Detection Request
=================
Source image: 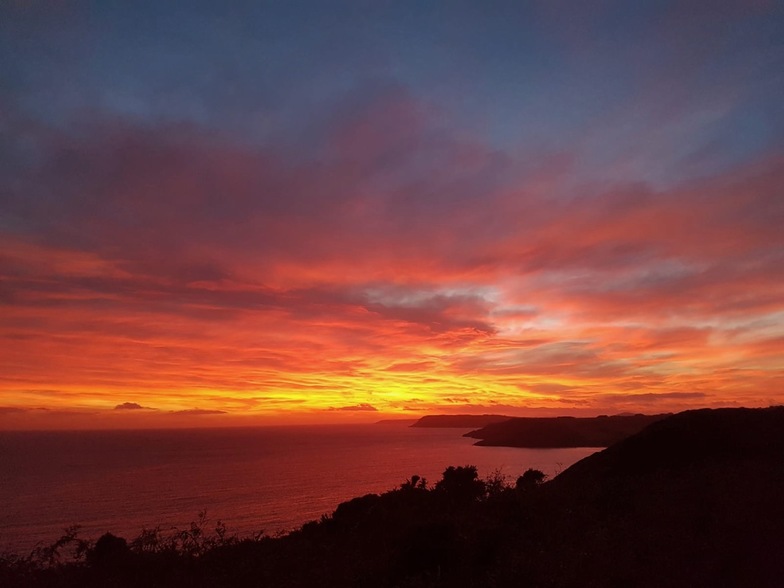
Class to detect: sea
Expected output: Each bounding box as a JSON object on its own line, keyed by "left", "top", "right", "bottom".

{"left": 0, "top": 424, "right": 599, "bottom": 554}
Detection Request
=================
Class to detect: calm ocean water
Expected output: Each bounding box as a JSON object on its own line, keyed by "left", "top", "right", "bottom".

{"left": 0, "top": 424, "right": 599, "bottom": 553}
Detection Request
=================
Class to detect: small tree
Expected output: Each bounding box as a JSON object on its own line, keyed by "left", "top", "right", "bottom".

{"left": 401, "top": 474, "right": 428, "bottom": 491}
{"left": 88, "top": 533, "right": 130, "bottom": 567}
{"left": 435, "top": 465, "right": 485, "bottom": 503}
{"left": 516, "top": 468, "right": 546, "bottom": 492}
{"left": 484, "top": 469, "right": 510, "bottom": 499}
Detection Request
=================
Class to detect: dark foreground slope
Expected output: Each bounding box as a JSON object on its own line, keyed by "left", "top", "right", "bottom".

{"left": 465, "top": 413, "right": 669, "bottom": 447}
{"left": 3, "top": 407, "right": 783, "bottom": 588}
{"left": 495, "top": 406, "right": 784, "bottom": 587}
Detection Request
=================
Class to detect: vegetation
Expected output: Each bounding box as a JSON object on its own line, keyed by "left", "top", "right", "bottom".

{"left": 464, "top": 413, "right": 670, "bottom": 447}
{"left": 3, "top": 407, "right": 783, "bottom": 587}
{"left": 1, "top": 466, "right": 545, "bottom": 588}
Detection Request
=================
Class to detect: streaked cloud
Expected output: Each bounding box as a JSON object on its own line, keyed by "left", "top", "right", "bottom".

{"left": 331, "top": 404, "right": 379, "bottom": 412}
{"left": 171, "top": 409, "right": 228, "bottom": 416}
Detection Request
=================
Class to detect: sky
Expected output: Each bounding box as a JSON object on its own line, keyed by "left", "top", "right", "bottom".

{"left": 1, "top": 0, "right": 783, "bottom": 429}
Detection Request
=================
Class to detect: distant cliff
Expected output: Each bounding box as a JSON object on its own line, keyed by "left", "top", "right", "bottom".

{"left": 465, "top": 413, "right": 669, "bottom": 447}
{"left": 411, "top": 414, "right": 511, "bottom": 428}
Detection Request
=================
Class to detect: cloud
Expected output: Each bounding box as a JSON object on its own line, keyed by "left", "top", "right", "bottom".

{"left": 114, "top": 402, "right": 151, "bottom": 410}
{"left": 330, "top": 403, "right": 378, "bottom": 412}
{"left": 0, "top": 406, "right": 29, "bottom": 414}
{"left": 170, "top": 409, "right": 227, "bottom": 416}
{"left": 615, "top": 392, "right": 708, "bottom": 402}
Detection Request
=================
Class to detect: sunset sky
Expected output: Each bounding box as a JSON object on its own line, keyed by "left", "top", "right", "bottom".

{"left": 2, "top": 1, "right": 783, "bottom": 428}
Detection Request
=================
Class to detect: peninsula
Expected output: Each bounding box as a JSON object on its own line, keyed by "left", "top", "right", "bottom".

{"left": 464, "top": 413, "right": 669, "bottom": 447}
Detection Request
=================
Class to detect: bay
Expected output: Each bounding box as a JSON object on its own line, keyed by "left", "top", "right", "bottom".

{"left": 0, "top": 424, "right": 599, "bottom": 553}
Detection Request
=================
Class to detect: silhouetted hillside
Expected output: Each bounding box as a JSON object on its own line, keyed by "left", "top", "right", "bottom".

{"left": 410, "top": 414, "right": 511, "bottom": 428}
{"left": 3, "top": 407, "right": 783, "bottom": 587}
{"left": 465, "top": 413, "right": 669, "bottom": 447}
{"left": 554, "top": 406, "right": 784, "bottom": 482}
{"left": 512, "top": 406, "right": 784, "bottom": 587}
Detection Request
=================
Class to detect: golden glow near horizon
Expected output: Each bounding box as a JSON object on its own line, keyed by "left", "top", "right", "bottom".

{"left": 2, "top": 195, "right": 783, "bottom": 429}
